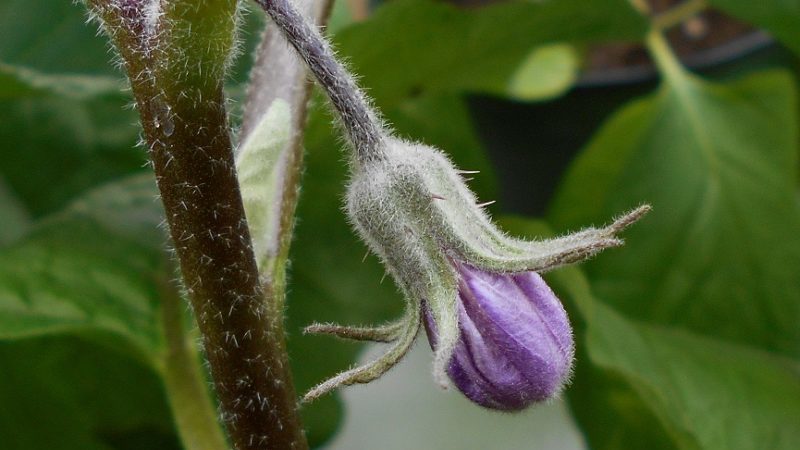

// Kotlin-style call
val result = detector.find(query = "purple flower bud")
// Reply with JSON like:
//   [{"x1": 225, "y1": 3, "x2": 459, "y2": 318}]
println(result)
[
  {"x1": 302, "y1": 134, "x2": 646, "y2": 403},
  {"x1": 423, "y1": 262, "x2": 574, "y2": 411}
]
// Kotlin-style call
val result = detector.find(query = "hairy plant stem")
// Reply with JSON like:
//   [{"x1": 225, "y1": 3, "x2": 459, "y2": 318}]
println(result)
[
  {"x1": 253, "y1": 0, "x2": 386, "y2": 165},
  {"x1": 86, "y1": 1, "x2": 307, "y2": 449}
]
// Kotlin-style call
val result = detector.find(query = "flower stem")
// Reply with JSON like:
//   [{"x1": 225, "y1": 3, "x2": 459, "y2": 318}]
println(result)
[{"x1": 253, "y1": 0, "x2": 386, "y2": 165}]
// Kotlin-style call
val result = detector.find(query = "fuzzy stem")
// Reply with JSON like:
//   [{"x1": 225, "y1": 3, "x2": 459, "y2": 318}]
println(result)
[
  {"x1": 141, "y1": 48, "x2": 308, "y2": 450},
  {"x1": 253, "y1": 0, "x2": 386, "y2": 164},
  {"x1": 142, "y1": 45, "x2": 307, "y2": 450},
  {"x1": 142, "y1": 39, "x2": 308, "y2": 450},
  {"x1": 85, "y1": 1, "x2": 307, "y2": 449}
]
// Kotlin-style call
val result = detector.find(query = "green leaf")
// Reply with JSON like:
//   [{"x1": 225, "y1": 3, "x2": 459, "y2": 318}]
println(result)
[
  {"x1": 709, "y1": 0, "x2": 800, "y2": 55},
  {"x1": 506, "y1": 43, "x2": 579, "y2": 102},
  {"x1": 0, "y1": 176, "x2": 31, "y2": 246},
  {"x1": 65, "y1": 173, "x2": 166, "y2": 249},
  {"x1": 501, "y1": 217, "x2": 800, "y2": 450},
  {"x1": 554, "y1": 261, "x2": 800, "y2": 450},
  {"x1": 0, "y1": 175, "x2": 218, "y2": 450},
  {"x1": 549, "y1": 68, "x2": 800, "y2": 357},
  {"x1": 0, "y1": 1, "x2": 143, "y2": 219},
  {"x1": 0, "y1": 175, "x2": 166, "y2": 357},
  {"x1": 0, "y1": 0, "x2": 115, "y2": 76},
  {"x1": 0, "y1": 93, "x2": 143, "y2": 217},
  {"x1": 0, "y1": 1, "x2": 148, "y2": 217},
  {"x1": 333, "y1": 0, "x2": 646, "y2": 107},
  {"x1": 236, "y1": 99, "x2": 293, "y2": 273},
  {"x1": 0, "y1": 62, "x2": 122, "y2": 100},
  {"x1": 586, "y1": 299, "x2": 800, "y2": 450},
  {"x1": 0, "y1": 336, "x2": 180, "y2": 450}
]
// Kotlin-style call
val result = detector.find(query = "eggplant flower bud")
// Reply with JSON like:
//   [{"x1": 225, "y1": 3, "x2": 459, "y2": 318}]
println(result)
[
  {"x1": 244, "y1": 0, "x2": 648, "y2": 410},
  {"x1": 303, "y1": 136, "x2": 649, "y2": 407},
  {"x1": 423, "y1": 263, "x2": 574, "y2": 410}
]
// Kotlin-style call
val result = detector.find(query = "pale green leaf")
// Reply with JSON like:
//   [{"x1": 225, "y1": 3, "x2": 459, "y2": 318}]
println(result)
[
  {"x1": 236, "y1": 99, "x2": 293, "y2": 273},
  {"x1": 506, "y1": 43, "x2": 579, "y2": 102}
]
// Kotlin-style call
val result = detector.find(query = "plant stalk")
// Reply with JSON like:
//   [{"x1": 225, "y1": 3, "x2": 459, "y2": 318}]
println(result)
[
  {"x1": 653, "y1": 0, "x2": 707, "y2": 31},
  {"x1": 85, "y1": 1, "x2": 308, "y2": 449}
]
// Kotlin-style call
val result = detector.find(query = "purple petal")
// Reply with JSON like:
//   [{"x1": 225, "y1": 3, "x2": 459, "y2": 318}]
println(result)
[{"x1": 423, "y1": 263, "x2": 574, "y2": 411}]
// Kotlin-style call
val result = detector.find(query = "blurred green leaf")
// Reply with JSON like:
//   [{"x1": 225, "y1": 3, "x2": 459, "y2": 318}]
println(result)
[
  {"x1": 334, "y1": 0, "x2": 646, "y2": 107},
  {"x1": 586, "y1": 296, "x2": 800, "y2": 450},
  {"x1": 0, "y1": 0, "x2": 115, "y2": 75},
  {"x1": 502, "y1": 217, "x2": 800, "y2": 450},
  {"x1": 709, "y1": 0, "x2": 800, "y2": 54},
  {"x1": 0, "y1": 93, "x2": 143, "y2": 217},
  {"x1": 0, "y1": 5, "x2": 141, "y2": 217},
  {"x1": 0, "y1": 63, "x2": 122, "y2": 100},
  {"x1": 65, "y1": 173, "x2": 166, "y2": 249},
  {"x1": 550, "y1": 69, "x2": 800, "y2": 357},
  {"x1": 0, "y1": 0, "x2": 146, "y2": 217},
  {"x1": 0, "y1": 0, "x2": 145, "y2": 217},
  {"x1": 0, "y1": 176, "x2": 31, "y2": 246},
  {"x1": 0, "y1": 336, "x2": 180, "y2": 450},
  {"x1": 0, "y1": 174, "x2": 182, "y2": 450},
  {"x1": 289, "y1": 92, "x2": 496, "y2": 446},
  {"x1": 556, "y1": 262, "x2": 800, "y2": 450},
  {"x1": 0, "y1": 175, "x2": 165, "y2": 357},
  {"x1": 506, "y1": 43, "x2": 579, "y2": 102}
]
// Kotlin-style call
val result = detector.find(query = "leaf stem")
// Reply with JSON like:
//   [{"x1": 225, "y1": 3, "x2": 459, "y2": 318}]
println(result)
[
  {"x1": 652, "y1": 0, "x2": 707, "y2": 31},
  {"x1": 241, "y1": 0, "x2": 334, "y2": 290},
  {"x1": 160, "y1": 278, "x2": 229, "y2": 450},
  {"x1": 645, "y1": 29, "x2": 691, "y2": 83}
]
